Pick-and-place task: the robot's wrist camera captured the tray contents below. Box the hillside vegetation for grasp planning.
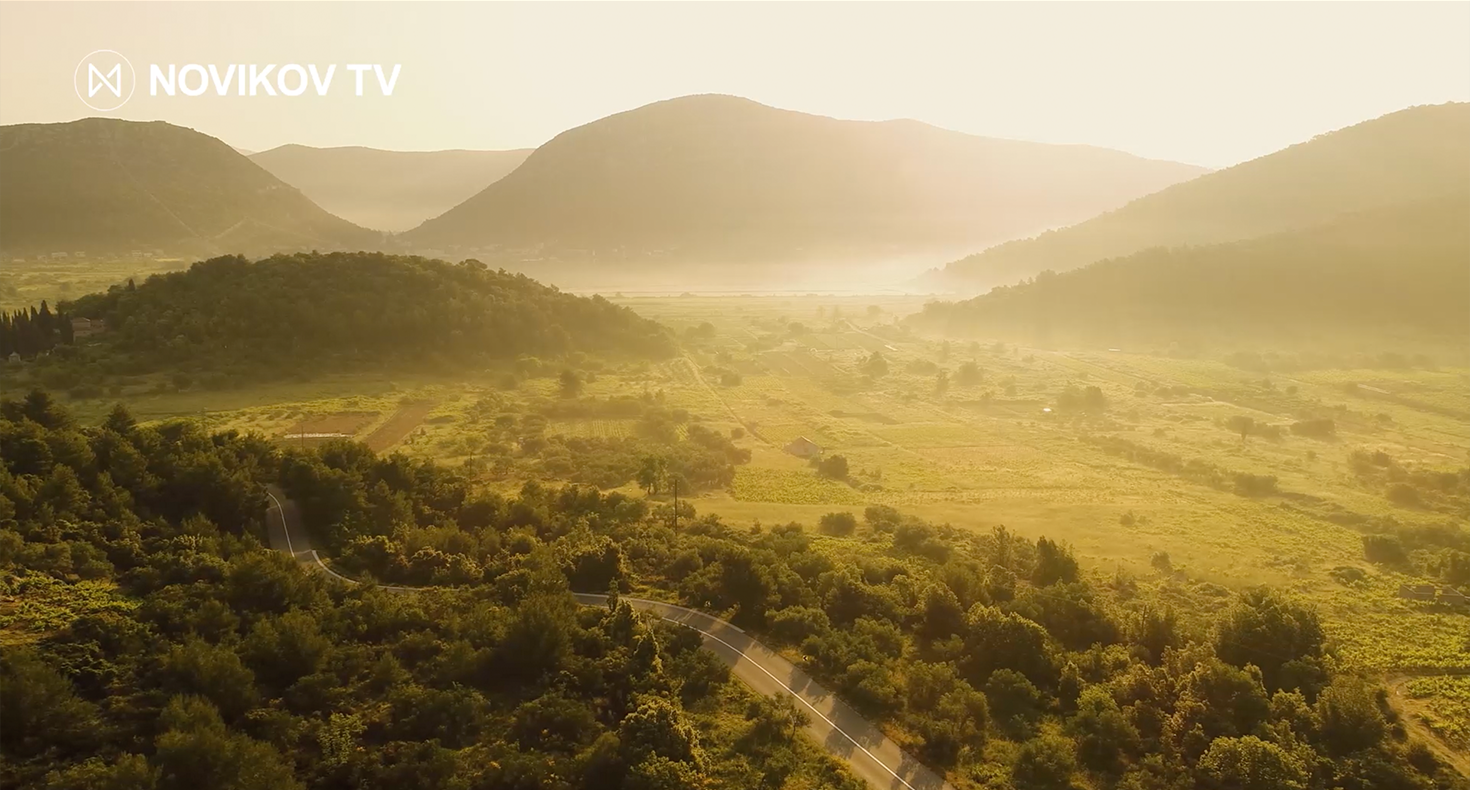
[912,194,1470,349]
[935,103,1470,291]
[0,119,376,258]
[250,145,532,232]
[0,393,861,790]
[2,394,1461,790]
[406,94,1205,260]
[56,252,674,381]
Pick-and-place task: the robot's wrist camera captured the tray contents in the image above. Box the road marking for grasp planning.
[271,498,939,790]
[653,611,924,790]
[265,491,294,556]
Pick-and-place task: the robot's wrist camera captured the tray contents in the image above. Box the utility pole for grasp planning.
[671,478,679,532]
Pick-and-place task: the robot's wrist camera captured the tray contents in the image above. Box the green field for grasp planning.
[20,292,1470,759]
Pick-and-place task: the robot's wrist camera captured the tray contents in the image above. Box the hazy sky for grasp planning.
[1,2,1467,167]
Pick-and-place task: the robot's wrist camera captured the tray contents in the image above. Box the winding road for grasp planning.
[264,487,954,790]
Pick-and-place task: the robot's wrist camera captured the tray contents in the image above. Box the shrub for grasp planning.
[818,512,857,536]
[1292,419,1336,439]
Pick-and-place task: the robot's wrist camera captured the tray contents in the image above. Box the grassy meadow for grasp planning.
[23,292,1470,756]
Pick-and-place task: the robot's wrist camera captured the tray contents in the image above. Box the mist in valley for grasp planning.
[1,3,1469,790]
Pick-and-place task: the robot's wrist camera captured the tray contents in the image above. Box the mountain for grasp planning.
[405,94,1206,262]
[933,103,1470,291]
[63,252,674,377]
[910,194,1470,346]
[250,145,532,232]
[0,118,376,258]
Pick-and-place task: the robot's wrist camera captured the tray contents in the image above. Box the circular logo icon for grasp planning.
[74,50,136,112]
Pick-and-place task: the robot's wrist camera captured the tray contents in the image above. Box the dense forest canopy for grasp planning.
[57,252,675,378]
[934,102,1470,291]
[2,393,1461,790]
[911,194,1470,351]
[0,392,858,790]
[0,119,375,258]
[404,94,1204,259]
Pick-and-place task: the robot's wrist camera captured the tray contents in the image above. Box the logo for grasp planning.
[74,50,136,112]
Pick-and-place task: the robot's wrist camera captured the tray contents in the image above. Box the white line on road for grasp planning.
[265,491,294,556]
[651,612,922,790]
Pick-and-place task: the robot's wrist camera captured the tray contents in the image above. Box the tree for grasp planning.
[819,511,857,536]
[956,361,983,386]
[864,352,889,378]
[1197,735,1307,790]
[160,638,259,719]
[618,698,704,767]
[1315,678,1388,756]
[0,647,101,757]
[744,692,809,743]
[104,403,137,435]
[154,696,302,790]
[1032,537,1079,586]
[41,755,158,790]
[1012,733,1077,790]
[1067,685,1139,772]
[919,584,966,642]
[559,369,583,397]
[816,454,849,480]
[1227,415,1255,441]
[637,455,669,495]
[985,669,1044,736]
[1215,588,1325,693]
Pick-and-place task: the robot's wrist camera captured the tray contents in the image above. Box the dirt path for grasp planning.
[364,401,436,452]
[681,356,775,448]
[1385,671,1470,777]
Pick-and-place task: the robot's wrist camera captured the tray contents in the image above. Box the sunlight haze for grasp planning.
[2,2,1467,166]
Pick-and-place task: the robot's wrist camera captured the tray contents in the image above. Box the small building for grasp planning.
[1440,588,1470,608]
[71,317,99,338]
[6,352,19,364]
[784,436,822,459]
[1398,584,1437,602]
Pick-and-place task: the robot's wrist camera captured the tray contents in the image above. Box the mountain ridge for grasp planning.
[405,94,1209,263]
[930,102,1470,292]
[0,118,376,257]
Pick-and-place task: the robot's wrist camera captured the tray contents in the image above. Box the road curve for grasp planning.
[265,488,953,790]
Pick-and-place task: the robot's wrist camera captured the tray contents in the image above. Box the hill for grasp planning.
[911,194,1470,348]
[932,103,1470,291]
[405,94,1206,262]
[250,145,532,232]
[0,119,377,258]
[60,252,675,379]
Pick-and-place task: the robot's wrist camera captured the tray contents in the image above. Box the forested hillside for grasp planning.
[933,102,1470,291]
[912,195,1470,349]
[57,252,674,379]
[3,394,1459,790]
[0,393,860,790]
[0,119,377,257]
[406,94,1205,260]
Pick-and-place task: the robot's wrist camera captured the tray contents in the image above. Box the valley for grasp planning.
[20,292,1469,767]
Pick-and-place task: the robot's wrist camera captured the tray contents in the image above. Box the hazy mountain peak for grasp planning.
[406,93,1207,270]
[933,101,1470,292]
[0,117,373,258]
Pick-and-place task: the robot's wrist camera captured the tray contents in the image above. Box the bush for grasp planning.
[816,454,849,480]
[1292,419,1336,439]
[1233,473,1278,497]
[819,512,857,536]
[1362,534,1408,566]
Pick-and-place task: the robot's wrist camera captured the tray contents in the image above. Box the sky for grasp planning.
[1,2,1467,168]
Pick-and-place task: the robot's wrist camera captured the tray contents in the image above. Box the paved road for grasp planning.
[265,489,953,790]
